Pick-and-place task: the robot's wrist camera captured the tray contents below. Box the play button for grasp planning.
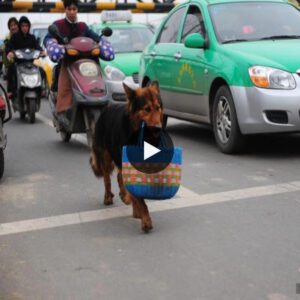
[125,125,175,174]
[144,141,161,160]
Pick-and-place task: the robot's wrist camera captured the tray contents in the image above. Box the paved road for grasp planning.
[1,96,300,300]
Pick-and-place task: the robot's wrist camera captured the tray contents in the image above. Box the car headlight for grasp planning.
[79,62,99,77]
[21,74,39,88]
[104,65,125,81]
[249,66,296,89]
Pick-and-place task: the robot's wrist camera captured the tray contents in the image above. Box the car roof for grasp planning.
[91,22,150,30]
[31,23,49,29]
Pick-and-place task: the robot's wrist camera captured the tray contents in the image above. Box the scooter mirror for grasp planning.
[48,24,68,44]
[48,24,59,37]
[101,27,113,37]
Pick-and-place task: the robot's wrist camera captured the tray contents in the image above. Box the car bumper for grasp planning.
[105,76,139,102]
[231,76,300,134]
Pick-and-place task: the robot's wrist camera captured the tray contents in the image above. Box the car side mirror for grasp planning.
[184,33,205,49]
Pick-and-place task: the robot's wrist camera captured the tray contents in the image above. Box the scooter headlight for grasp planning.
[79,62,99,77]
[21,74,39,88]
[15,50,24,59]
[104,65,125,81]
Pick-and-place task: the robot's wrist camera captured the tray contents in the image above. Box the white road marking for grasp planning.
[1,181,300,236]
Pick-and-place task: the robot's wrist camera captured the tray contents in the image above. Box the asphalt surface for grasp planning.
[0,92,300,300]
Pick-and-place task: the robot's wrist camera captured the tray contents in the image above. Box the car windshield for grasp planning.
[209,2,300,44]
[32,28,48,46]
[99,27,153,53]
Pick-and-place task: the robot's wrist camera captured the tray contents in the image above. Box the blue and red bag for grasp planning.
[122,124,182,200]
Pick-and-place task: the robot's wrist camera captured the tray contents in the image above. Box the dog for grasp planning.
[90,81,163,232]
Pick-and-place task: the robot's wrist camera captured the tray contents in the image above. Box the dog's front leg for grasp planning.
[131,197,153,233]
[103,171,114,205]
[117,170,132,205]
[102,150,114,205]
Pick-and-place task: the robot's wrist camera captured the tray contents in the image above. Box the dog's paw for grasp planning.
[104,192,114,205]
[119,192,132,205]
[141,218,153,233]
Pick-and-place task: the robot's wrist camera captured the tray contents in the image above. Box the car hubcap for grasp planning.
[216,96,231,144]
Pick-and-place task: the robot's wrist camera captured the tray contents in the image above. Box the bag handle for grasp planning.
[137,121,145,148]
[137,121,168,148]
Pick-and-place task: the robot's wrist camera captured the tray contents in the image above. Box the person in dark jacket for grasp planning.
[3,17,19,93]
[7,16,43,57]
[6,16,44,96]
[43,0,114,120]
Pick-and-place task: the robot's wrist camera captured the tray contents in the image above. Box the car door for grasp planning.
[149,6,187,112]
[175,4,208,119]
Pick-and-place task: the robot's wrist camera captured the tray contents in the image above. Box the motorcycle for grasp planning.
[48,25,113,147]
[11,48,43,123]
[0,83,12,179]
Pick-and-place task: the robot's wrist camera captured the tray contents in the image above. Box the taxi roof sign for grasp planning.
[101,11,132,23]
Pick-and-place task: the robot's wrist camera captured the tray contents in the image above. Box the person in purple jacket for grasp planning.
[44,0,114,118]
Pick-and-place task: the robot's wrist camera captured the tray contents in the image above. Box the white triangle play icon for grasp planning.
[144,141,161,160]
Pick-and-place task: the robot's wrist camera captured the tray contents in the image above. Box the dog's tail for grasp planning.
[90,146,104,178]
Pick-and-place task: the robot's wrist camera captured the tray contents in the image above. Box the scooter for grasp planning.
[48,25,112,147]
[12,48,43,123]
[0,83,12,179]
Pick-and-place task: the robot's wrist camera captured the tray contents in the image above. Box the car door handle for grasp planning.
[174,52,181,60]
[150,50,156,57]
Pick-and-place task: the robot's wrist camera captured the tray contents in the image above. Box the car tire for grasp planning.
[213,85,245,154]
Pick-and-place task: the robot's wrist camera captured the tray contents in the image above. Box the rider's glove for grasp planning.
[99,38,114,61]
[46,39,65,63]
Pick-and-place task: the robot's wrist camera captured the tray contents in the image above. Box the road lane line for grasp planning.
[1,181,300,236]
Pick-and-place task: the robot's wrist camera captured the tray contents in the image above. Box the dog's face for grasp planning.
[123,81,163,129]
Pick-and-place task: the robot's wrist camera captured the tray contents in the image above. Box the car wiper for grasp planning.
[259,35,300,40]
[222,39,249,44]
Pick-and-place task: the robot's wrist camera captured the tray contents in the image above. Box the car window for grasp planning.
[209,2,300,44]
[98,27,153,54]
[180,5,206,43]
[157,7,186,43]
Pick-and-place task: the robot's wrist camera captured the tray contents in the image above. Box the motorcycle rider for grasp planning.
[3,17,19,96]
[44,0,114,124]
[6,16,45,98]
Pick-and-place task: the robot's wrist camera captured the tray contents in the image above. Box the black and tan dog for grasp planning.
[90,81,163,232]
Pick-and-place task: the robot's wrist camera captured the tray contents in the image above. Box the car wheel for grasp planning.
[213,85,245,154]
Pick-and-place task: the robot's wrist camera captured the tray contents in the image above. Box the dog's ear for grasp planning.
[123,82,136,101]
[151,80,160,93]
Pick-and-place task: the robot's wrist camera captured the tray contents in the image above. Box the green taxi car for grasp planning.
[139,0,300,153]
[90,11,153,101]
